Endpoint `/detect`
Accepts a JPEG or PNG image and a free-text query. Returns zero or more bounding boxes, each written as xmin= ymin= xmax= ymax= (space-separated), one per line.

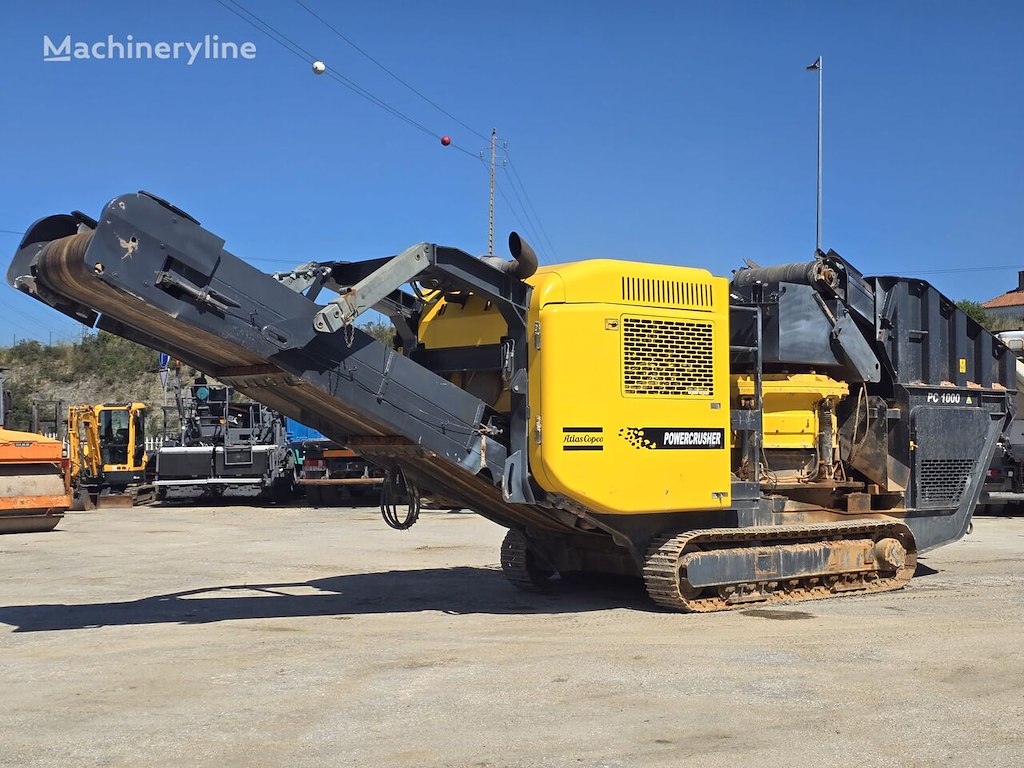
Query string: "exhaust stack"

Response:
xmin=481 ymin=232 xmax=538 ymax=280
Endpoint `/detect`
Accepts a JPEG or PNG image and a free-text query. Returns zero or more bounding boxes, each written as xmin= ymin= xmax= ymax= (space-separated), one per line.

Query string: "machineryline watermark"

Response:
xmin=43 ymin=34 xmax=257 ymax=64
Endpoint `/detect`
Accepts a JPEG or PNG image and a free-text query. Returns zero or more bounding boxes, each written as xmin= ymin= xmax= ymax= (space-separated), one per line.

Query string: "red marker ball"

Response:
xmin=441 ymin=135 xmax=451 ymax=146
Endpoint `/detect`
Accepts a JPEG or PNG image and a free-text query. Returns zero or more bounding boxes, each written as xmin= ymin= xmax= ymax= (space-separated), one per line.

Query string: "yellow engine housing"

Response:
xmin=732 ymin=373 xmax=848 ymax=451
xmin=418 ymin=260 xmax=733 ymax=515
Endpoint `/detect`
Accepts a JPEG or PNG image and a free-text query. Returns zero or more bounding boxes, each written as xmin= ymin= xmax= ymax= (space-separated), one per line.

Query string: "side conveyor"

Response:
xmin=7 ymin=194 xmax=572 ymax=535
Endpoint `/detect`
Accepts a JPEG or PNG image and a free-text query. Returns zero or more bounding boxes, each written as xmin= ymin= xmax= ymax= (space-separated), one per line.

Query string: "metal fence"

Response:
xmin=45 ymin=434 xmax=164 ymax=453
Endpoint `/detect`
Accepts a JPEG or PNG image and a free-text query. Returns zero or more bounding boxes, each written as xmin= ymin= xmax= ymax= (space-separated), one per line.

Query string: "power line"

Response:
xmin=213 ymin=0 xmax=478 ymax=158
xmin=504 ymin=152 xmax=560 ymax=262
xmin=216 ymin=0 xmax=432 ymax=138
xmin=1 ymin=311 xmax=83 ymax=345
xmin=1 ymin=311 xmax=42 ymax=339
xmin=10 ymin=297 xmax=77 ymax=325
xmin=324 ymin=68 xmax=443 ymax=143
xmin=0 ymin=235 xmax=110 ymax=336
xmin=0 ymin=296 xmax=81 ymax=343
xmin=215 ymin=0 xmax=317 ymax=59
xmin=495 ymin=184 xmax=531 ymax=239
xmin=889 ymin=265 xmax=1023 ymax=276
xmin=216 ymin=1 xmax=558 ymax=253
xmin=221 ymin=0 xmax=440 ymax=139
xmin=499 ymin=166 xmax=542 ymax=250
xmin=9 ymin=10 xmax=541 ymax=274
xmin=293 ymin=0 xmax=489 ymax=143
xmin=289 ymin=2 xmax=561 ymax=254
xmin=469 ymin=149 xmax=530 ymax=242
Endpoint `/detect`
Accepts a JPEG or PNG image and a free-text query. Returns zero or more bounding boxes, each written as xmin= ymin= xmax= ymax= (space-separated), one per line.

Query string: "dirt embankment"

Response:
xmin=0 ymin=332 xmax=195 ymax=435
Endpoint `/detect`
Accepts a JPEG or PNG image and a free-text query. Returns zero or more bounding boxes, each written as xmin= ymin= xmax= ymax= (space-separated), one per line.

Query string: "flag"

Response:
xmin=806 ymin=57 xmax=821 ymax=71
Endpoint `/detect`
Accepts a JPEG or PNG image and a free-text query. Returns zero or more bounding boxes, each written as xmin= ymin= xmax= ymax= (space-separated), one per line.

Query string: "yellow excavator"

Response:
xmin=67 ymin=402 xmax=152 ymax=509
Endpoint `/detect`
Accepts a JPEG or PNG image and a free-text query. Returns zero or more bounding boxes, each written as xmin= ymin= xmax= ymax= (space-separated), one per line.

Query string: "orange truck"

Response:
xmin=0 ymin=372 xmax=71 ymax=533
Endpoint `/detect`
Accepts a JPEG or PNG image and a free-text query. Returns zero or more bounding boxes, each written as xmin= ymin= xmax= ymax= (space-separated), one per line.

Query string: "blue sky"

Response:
xmin=1 ymin=1 xmax=1021 ymax=344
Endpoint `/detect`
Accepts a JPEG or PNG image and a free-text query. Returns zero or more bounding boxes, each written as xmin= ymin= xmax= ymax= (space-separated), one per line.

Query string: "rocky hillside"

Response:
xmin=0 ymin=321 xmax=396 ymax=436
xmin=0 ymin=332 xmax=187 ymax=435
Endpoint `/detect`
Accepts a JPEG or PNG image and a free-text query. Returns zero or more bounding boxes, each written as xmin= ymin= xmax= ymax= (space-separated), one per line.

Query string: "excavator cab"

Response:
xmin=68 ymin=403 xmax=151 ymax=508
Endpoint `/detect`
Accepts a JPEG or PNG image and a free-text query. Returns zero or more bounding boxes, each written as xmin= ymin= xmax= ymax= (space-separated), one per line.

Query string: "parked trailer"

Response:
xmin=980 ymin=331 xmax=1024 ymax=513
xmin=286 ymin=419 xmax=382 ymax=505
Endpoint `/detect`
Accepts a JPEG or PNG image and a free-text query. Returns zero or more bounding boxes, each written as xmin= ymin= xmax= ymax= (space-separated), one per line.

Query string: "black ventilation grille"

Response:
xmin=622 ymin=316 xmax=714 ymax=397
xmin=917 ymin=458 xmax=973 ymax=507
xmin=621 ymin=277 xmax=713 ymax=309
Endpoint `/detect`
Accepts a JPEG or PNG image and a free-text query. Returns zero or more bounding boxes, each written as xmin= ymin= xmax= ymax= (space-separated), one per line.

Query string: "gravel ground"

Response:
xmin=1 ymin=505 xmax=1022 ymax=768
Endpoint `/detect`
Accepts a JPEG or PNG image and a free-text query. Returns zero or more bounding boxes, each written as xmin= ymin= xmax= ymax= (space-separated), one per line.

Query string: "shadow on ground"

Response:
xmin=0 ymin=568 xmax=655 ymax=632
xmin=155 ymin=495 xmax=374 ymax=510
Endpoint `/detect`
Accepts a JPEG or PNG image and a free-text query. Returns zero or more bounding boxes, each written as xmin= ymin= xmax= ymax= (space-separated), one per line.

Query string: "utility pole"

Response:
xmin=807 ymin=56 xmax=823 ymax=253
xmin=488 ymin=127 xmax=497 ymax=256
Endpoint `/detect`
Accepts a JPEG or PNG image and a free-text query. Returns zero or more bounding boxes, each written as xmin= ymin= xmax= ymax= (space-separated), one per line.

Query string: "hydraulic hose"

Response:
xmin=380 ymin=465 xmax=420 ymax=530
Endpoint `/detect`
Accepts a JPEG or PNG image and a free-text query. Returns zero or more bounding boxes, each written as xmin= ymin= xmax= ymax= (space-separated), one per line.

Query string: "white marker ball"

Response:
xmin=312 ymin=60 xmax=326 ymax=75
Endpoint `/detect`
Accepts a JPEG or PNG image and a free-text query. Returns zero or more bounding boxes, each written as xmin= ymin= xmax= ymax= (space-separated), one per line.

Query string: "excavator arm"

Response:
xmin=67 ymin=405 xmax=102 ymax=480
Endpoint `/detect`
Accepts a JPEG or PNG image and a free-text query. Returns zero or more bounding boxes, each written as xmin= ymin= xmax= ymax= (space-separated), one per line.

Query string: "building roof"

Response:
xmin=983 ymin=290 xmax=1024 ymax=309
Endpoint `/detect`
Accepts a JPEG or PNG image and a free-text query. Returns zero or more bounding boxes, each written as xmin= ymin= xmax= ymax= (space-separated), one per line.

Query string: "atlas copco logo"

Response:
xmin=43 ymin=34 xmax=257 ymax=65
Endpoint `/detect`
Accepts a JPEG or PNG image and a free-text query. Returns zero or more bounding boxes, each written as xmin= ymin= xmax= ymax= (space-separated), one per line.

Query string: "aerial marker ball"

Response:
xmin=441 ymin=135 xmax=451 ymax=146
xmin=312 ymin=60 xmax=326 ymax=75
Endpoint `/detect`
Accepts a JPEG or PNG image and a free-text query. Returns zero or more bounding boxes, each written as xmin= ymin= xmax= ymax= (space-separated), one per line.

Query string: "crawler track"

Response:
xmin=643 ymin=520 xmax=917 ymax=612
xmin=500 ymin=529 xmax=556 ymax=591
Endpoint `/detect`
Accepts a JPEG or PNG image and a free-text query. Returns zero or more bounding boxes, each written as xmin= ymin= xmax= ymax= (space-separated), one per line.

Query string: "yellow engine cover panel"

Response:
xmin=733 ymin=374 xmax=848 ymax=450
xmin=418 ymin=292 xmax=507 ymax=349
xmin=529 ymin=266 xmax=732 ymax=515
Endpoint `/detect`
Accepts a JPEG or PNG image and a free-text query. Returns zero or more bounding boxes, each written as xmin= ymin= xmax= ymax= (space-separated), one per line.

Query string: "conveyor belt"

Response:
xmin=30 ymin=231 xmax=572 ymax=535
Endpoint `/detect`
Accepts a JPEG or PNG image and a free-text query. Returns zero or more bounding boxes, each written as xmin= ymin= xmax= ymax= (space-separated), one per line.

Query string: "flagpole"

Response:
xmin=807 ymin=55 xmax=824 ymax=253
xmin=816 ymin=55 xmax=823 ymax=253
